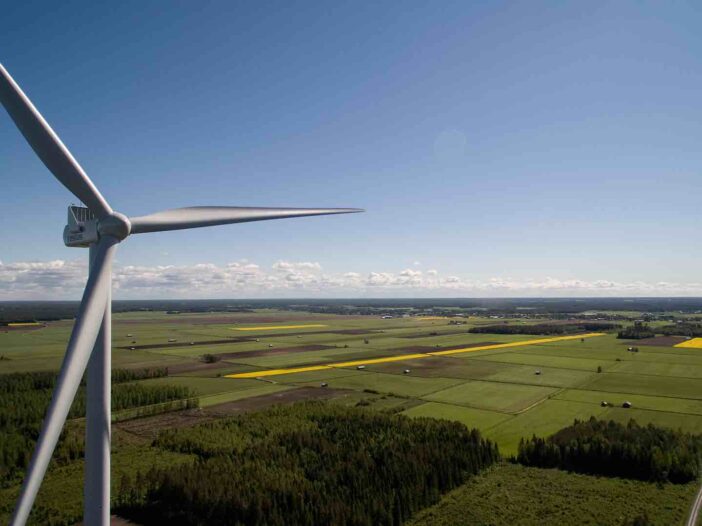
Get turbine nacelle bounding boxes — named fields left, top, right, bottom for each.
left=63, top=205, right=98, bottom=247
left=63, top=206, right=131, bottom=247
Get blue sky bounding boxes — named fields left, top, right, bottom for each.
left=1, top=1, right=701, bottom=299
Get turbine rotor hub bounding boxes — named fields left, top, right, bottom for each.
left=98, top=212, right=131, bottom=241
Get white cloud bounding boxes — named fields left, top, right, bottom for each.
left=2, top=259, right=702, bottom=299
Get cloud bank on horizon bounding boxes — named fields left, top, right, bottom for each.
left=1, top=259, right=700, bottom=300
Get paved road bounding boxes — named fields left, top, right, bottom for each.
left=687, top=483, right=702, bottom=526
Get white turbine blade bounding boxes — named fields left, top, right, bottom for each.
left=130, top=206, right=363, bottom=234
left=11, top=236, right=118, bottom=526
left=0, top=64, right=112, bottom=218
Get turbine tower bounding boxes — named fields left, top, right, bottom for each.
left=0, top=63, right=362, bottom=526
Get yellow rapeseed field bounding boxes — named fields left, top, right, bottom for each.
left=232, top=324, right=328, bottom=331
left=226, top=333, right=605, bottom=379
left=7, top=322, right=42, bottom=327
left=674, top=338, right=702, bottom=349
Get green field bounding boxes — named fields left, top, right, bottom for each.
left=3, top=310, right=702, bottom=457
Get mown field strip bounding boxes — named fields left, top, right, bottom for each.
left=225, top=333, right=606, bottom=379
left=232, top=324, right=328, bottom=331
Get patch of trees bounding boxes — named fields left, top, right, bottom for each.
left=0, top=369, right=196, bottom=488
left=617, top=322, right=656, bottom=340
left=111, top=367, right=168, bottom=383
left=116, top=402, right=500, bottom=525
left=517, top=418, right=702, bottom=483
left=659, top=323, right=702, bottom=338
left=469, top=322, right=620, bottom=336
left=0, top=368, right=167, bottom=393
left=200, top=353, right=221, bottom=364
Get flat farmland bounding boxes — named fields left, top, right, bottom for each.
left=583, top=372, right=702, bottom=399
left=424, top=381, right=558, bottom=413
left=607, top=359, right=702, bottom=378
left=300, top=371, right=464, bottom=398
left=403, top=402, right=512, bottom=430
left=469, top=351, right=606, bottom=371
left=2, top=310, right=702, bottom=460
left=555, top=388, right=702, bottom=415
left=480, top=363, right=595, bottom=388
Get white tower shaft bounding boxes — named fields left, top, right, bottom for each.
left=84, top=244, right=112, bottom=526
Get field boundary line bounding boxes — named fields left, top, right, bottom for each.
left=556, top=387, right=702, bottom=404
left=413, top=397, right=522, bottom=416
left=514, top=388, right=566, bottom=415
left=404, top=400, right=518, bottom=433
left=554, top=394, right=702, bottom=418
left=557, top=383, right=702, bottom=402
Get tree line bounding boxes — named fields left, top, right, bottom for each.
left=469, top=322, right=620, bottom=336
left=517, top=418, right=702, bottom=483
left=116, top=402, right=500, bottom=526
left=0, top=369, right=195, bottom=487
left=659, top=323, right=702, bottom=338
left=617, top=322, right=656, bottom=340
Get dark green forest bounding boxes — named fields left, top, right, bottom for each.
left=517, top=418, right=702, bottom=483
left=660, top=323, right=702, bottom=338
left=617, top=322, right=656, bottom=340
left=116, top=403, right=500, bottom=526
left=0, top=369, right=196, bottom=487
left=469, top=322, right=619, bottom=336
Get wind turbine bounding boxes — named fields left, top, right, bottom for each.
left=0, top=63, right=362, bottom=526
